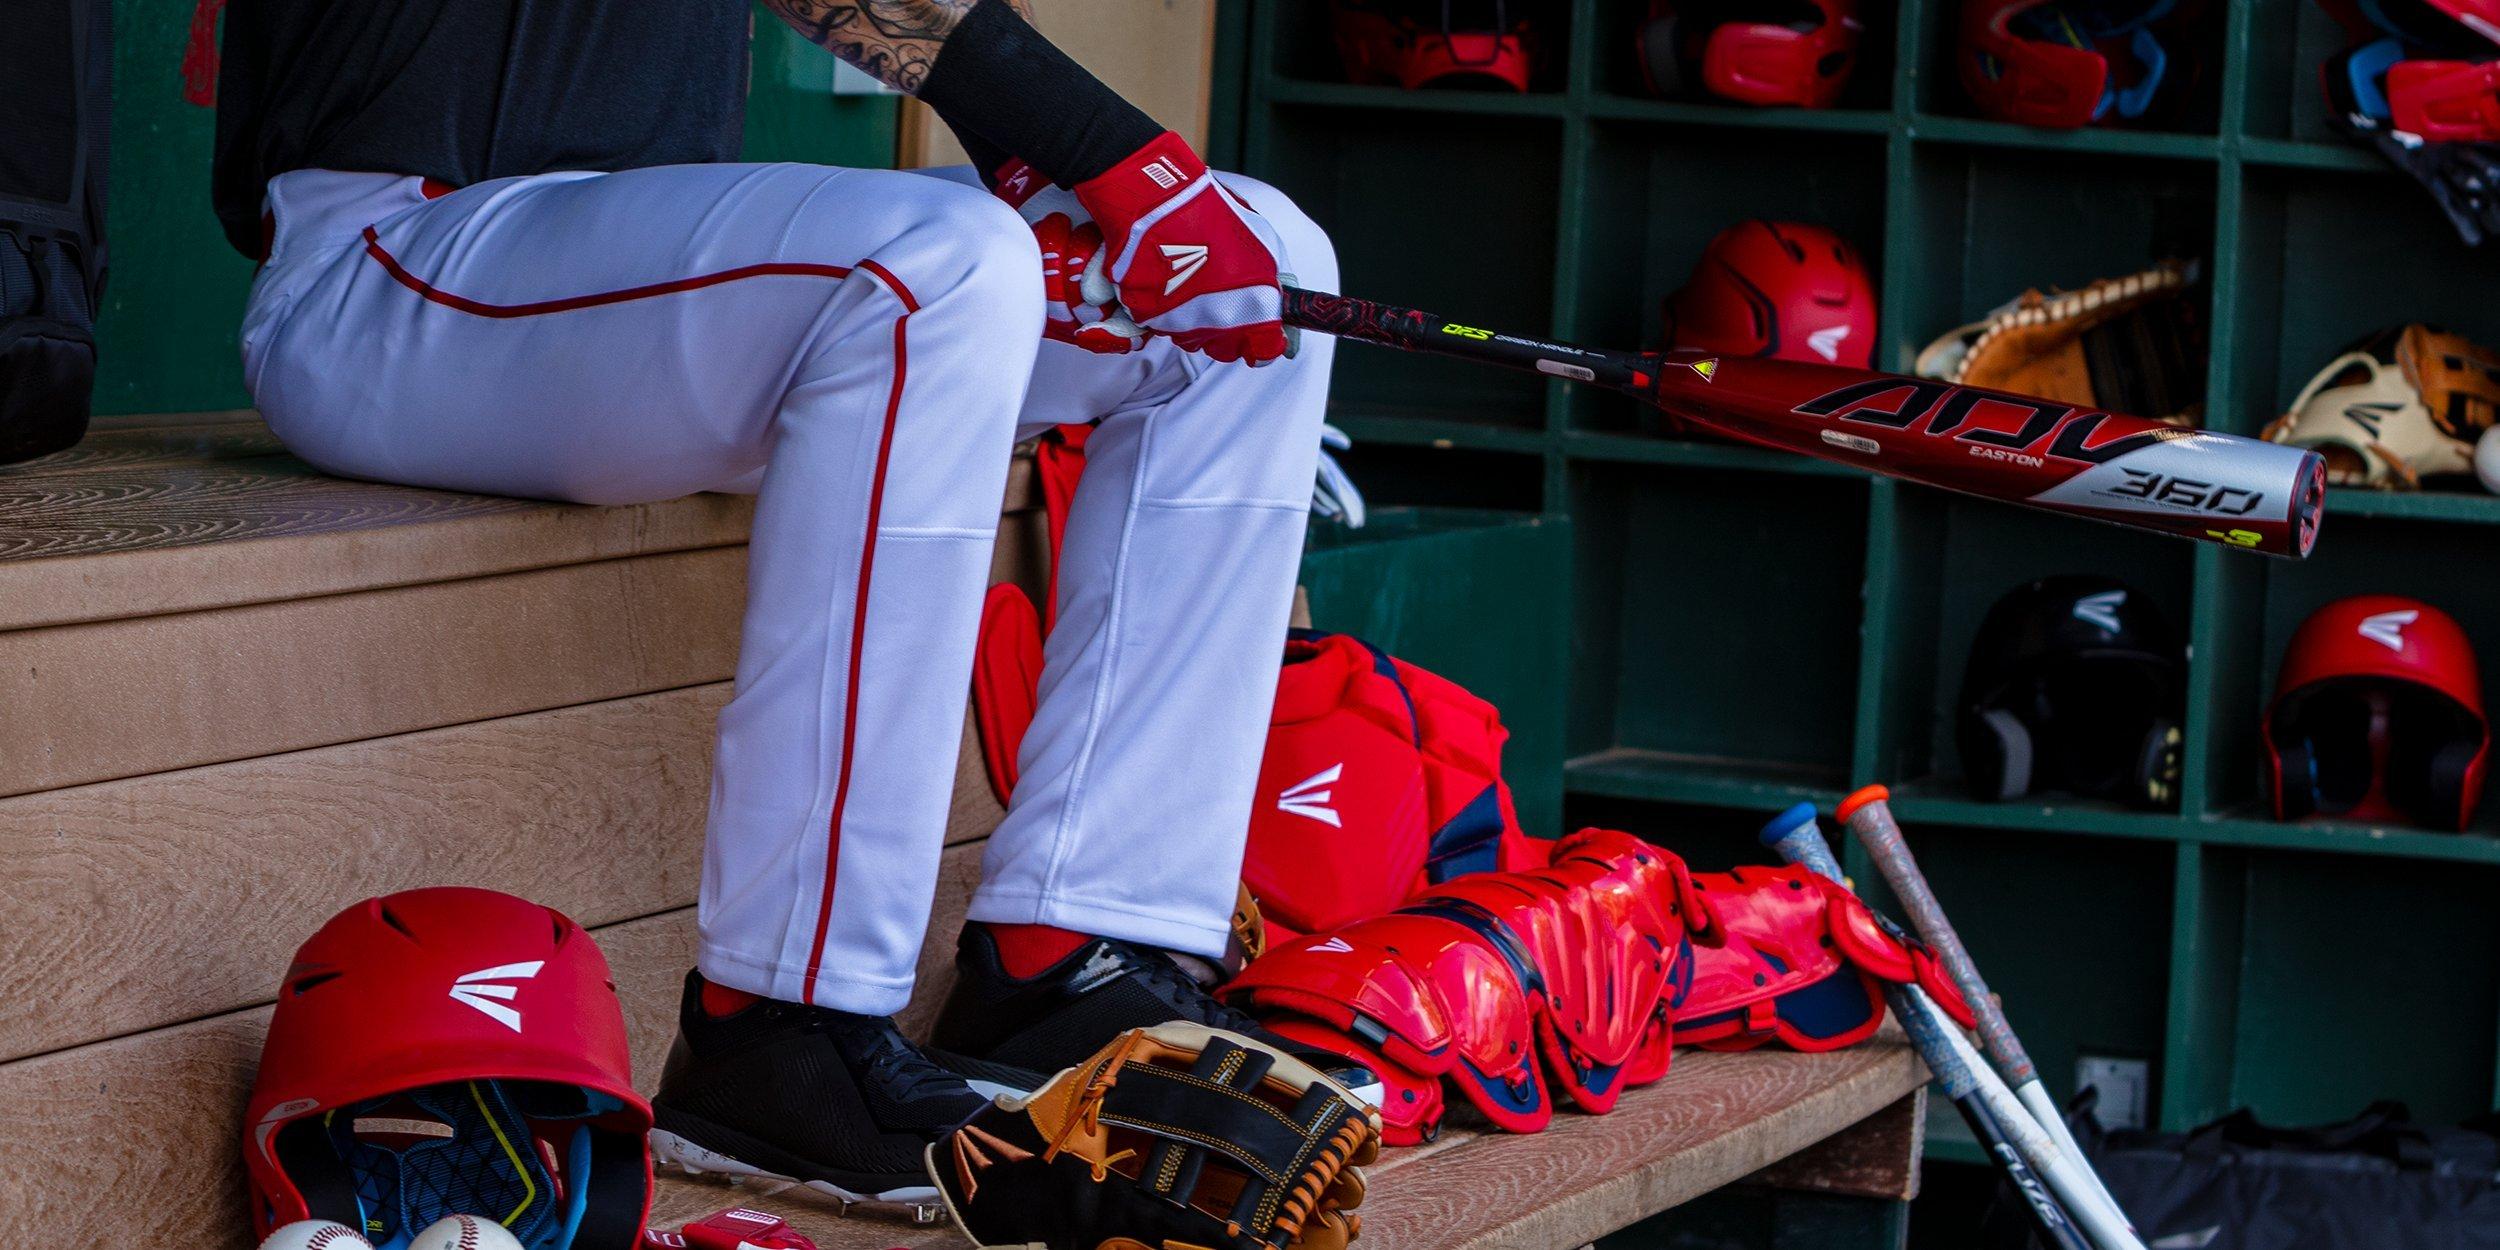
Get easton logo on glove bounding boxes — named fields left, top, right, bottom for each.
left=1074, top=131, right=1288, bottom=365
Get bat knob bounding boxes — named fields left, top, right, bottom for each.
left=1758, top=802, right=1820, bottom=850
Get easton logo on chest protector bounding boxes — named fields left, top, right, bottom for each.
left=1278, top=764, right=1345, bottom=826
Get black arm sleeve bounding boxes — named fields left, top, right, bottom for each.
left=917, top=0, right=1163, bottom=188
left=940, top=115, right=1014, bottom=188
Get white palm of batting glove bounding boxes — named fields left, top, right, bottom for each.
left=992, top=159, right=1150, bottom=355
left=1313, top=423, right=1366, bottom=528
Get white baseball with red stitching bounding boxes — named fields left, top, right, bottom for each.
left=411, top=1214, right=526, bottom=1250
left=257, top=1222, right=375, bottom=1250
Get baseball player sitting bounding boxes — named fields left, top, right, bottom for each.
left=215, top=0, right=1369, bottom=1212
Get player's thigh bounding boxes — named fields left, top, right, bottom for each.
left=255, top=163, right=1014, bottom=505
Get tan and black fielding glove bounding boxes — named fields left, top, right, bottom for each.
left=1916, top=260, right=2207, bottom=427
left=930, top=1023, right=1382, bottom=1250
left=2263, top=324, right=2500, bottom=489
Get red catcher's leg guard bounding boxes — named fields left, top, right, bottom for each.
left=1219, top=912, right=1550, bottom=1135
left=1223, top=828, right=1715, bottom=1132
left=1677, top=865, right=1973, bottom=1052
left=1403, top=828, right=1714, bottom=1113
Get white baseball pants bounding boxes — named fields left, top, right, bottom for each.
left=241, top=161, right=1336, bottom=1015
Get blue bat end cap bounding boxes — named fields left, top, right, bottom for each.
left=1759, top=801, right=1820, bottom=847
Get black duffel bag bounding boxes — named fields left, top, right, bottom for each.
left=0, top=0, right=112, bottom=465
left=1986, top=1096, right=2500, bottom=1249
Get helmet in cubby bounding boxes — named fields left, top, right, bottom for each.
left=1331, top=0, right=1540, bottom=93
left=1662, top=220, right=1878, bottom=368
left=1959, top=0, right=2197, bottom=128
left=2318, top=0, right=2500, bottom=142
left=2265, top=595, right=2490, bottom=831
left=1637, top=0, right=1864, bottom=109
left=1957, top=575, right=2187, bottom=810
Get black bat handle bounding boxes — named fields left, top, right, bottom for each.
left=1281, top=287, right=1656, bottom=397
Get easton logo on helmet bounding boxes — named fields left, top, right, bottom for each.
left=448, top=961, right=544, bottom=1032
left=2073, top=589, right=2126, bottom=632
left=1278, top=764, right=1345, bottom=826
left=2361, top=609, right=2419, bottom=652
left=1807, top=325, right=1851, bottom=362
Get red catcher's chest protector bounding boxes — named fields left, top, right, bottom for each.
left=1244, top=630, right=1548, bottom=943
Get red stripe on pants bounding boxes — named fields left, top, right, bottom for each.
left=802, top=258, right=922, bottom=1004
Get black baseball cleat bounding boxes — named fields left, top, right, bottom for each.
left=649, top=972, right=987, bottom=1217
left=924, top=927, right=1383, bottom=1107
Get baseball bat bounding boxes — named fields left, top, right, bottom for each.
left=1838, top=785, right=2131, bottom=1231
left=1757, top=805, right=2132, bottom=1250
left=1281, top=288, right=2326, bottom=558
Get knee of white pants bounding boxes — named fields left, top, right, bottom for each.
left=893, top=189, right=1042, bottom=457
left=883, top=180, right=1047, bottom=339
left=1220, top=174, right=1340, bottom=295
left=789, top=179, right=1038, bottom=528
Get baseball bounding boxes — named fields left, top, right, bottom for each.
left=257, top=1222, right=374, bottom=1250
left=411, top=1215, right=527, bottom=1250
left=2477, top=426, right=2500, bottom=494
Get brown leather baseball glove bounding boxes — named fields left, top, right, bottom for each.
left=1916, top=260, right=2207, bottom=427
left=929, top=1023, right=1382, bottom=1250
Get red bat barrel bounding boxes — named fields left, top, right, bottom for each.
left=1650, top=351, right=2327, bottom=559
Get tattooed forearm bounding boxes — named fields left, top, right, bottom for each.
left=764, top=0, right=1036, bottom=95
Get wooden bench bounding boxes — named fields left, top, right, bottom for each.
left=0, top=415, right=1926, bottom=1250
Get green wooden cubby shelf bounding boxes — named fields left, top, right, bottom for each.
left=1213, top=0, right=2500, bottom=1151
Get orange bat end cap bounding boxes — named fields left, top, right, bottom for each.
left=1835, top=784, right=1891, bottom=822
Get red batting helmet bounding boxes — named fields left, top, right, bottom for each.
left=1960, top=0, right=2190, bottom=129
left=2265, top=595, right=2490, bottom=831
left=1663, top=221, right=1878, bottom=368
left=1637, top=0, right=1865, bottom=109
left=2320, top=0, right=2500, bottom=53
left=243, top=888, right=653, bottom=1249
left=1333, top=0, right=1538, bottom=93
left=2318, top=0, right=2500, bottom=142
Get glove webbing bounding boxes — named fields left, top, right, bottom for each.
left=1106, top=1038, right=1360, bottom=1243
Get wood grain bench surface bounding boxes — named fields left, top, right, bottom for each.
left=0, top=417, right=1928, bottom=1249
left=0, top=414, right=761, bottom=631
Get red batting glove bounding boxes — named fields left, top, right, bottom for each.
left=993, top=160, right=1149, bottom=355
left=1072, top=132, right=1288, bottom=365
